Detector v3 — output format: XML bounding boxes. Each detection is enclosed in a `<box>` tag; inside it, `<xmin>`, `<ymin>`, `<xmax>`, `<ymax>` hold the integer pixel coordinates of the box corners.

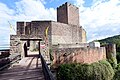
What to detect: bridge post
<box><xmin>38</xmin><ymin>41</ymin><xmax>41</xmax><ymax>57</ymax></box>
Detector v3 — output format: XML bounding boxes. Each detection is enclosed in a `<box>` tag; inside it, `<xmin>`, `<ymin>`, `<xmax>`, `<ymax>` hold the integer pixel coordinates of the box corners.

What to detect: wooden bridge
<box><xmin>0</xmin><ymin>40</ymin><xmax>55</xmax><ymax>80</ymax></box>
<box><xmin>0</xmin><ymin>57</ymin><xmax>44</xmax><ymax>80</ymax></box>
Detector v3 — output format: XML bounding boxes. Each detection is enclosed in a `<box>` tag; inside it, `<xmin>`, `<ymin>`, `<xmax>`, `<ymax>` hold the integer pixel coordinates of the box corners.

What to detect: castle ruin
<box><xmin>10</xmin><ymin>2</ymin><xmax>106</xmax><ymax>65</ymax></box>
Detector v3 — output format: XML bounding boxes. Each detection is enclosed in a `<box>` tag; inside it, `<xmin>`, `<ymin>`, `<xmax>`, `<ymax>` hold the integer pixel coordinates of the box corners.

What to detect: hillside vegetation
<box><xmin>98</xmin><ymin>35</ymin><xmax>120</xmax><ymax>52</ymax></box>
<box><xmin>98</xmin><ymin>35</ymin><xmax>120</xmax><ymax>63</ymax></box>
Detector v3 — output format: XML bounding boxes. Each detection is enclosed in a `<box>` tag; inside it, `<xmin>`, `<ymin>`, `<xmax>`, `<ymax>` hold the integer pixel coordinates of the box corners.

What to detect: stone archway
<box><xmin>20</xmin><ymin>38</ymin><xmax>42</xmax><ymax>58</ymax></box>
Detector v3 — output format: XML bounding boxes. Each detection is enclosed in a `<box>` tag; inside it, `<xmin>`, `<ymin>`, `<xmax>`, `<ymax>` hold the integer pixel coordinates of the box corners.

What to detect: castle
<box><xmin>10</xmin><ymin>2</ymin><xmax>107</xmax><ymax>64</ymax></box>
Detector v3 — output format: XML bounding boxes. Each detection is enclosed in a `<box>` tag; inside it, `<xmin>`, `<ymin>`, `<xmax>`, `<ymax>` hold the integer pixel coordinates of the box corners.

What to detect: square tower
<box><xmin>57</xmin><ymin>2</ymin><xmax>79</xmax><ymax>26</ymax></box>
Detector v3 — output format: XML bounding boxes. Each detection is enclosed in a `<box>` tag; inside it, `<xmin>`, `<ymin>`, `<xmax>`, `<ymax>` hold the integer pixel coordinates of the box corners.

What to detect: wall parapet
<box><xmin>52</xmin><ymin>47</ymin><xmax>106</xmax><ymax>68</ymax></box>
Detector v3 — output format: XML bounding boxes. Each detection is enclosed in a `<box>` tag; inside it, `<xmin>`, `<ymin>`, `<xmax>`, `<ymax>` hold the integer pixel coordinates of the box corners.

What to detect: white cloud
<box><xmin>0</xmin><ymin>0</ymin><xmax>120</xmax><ymax>47</ymax></box>
<box><xmin>14</xmin><ymin>0</ymin><xmax>56</xmax><ymax>21</ymax></box>
<box><xmin>74</xmin><ymin>0</ymin><xmax>120</xmax><ymax>42</ymax></box>
<box><xmin>0</xmin><ymin>0</ymin><xmax>56</xmax><ymax>47</ymax></box>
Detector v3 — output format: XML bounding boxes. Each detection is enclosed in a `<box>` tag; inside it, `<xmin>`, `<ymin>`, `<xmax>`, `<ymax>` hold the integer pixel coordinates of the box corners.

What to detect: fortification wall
<box><xmin>30</xmin><ymin>21</ymin><xmax>51</xmax><ymax>36</ymax></box>
<box><xmin>79</xmin><ymin>27</ymin><xmax>86</xmax><ymax>42</ymax></box>
<box><xmin>51</xmin><ymin>22</ymin><xmax>85</xmax><ymax>45</ymax></box>
<box><xmin>52</xmin><ymin>43</ymin><xmax>89</xmax><ymax>48</ymax></box>
<box><xmin>10</xmin><ymin>35</ymin><xmax>21</xmax><ymax>54</ymax></box>
<box><xmin>52</xmin><ymin>47</ymin><xmax>106</xmax><ymax>67</ymax></box>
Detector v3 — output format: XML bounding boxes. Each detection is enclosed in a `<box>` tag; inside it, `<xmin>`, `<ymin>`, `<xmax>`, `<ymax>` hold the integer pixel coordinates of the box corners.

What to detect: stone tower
<box><xmin>57</xmin><ymin>2</ymin><xmax>79</xmax><ymax>25</ymax></box>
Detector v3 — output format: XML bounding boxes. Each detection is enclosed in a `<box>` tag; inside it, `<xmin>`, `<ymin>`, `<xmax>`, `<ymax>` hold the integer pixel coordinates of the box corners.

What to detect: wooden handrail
<box><xmin>38</xmin><ymin>41</ymin><xmax>55</xmax><ymax>80</ymax></box>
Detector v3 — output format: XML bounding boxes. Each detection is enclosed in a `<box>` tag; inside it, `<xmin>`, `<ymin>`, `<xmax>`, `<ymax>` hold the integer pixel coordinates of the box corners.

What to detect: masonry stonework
<box><xmin>52</xmin><ymin>47</ymin><xmax>106</xmax><ymax>68</ymax></box>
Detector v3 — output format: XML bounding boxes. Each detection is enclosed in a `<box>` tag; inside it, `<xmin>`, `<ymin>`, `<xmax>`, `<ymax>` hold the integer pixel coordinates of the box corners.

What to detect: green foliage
<box><xmin>107</xmin><ymin>57</ymin><xmax>117</xmax><ymax>69</ymax></box>
<box><xmin>98</xmin><ymin>34</ymin><xmax>120</xmax><ymax>65</ymax></box>
<box><xmin>113</xmin><ymin>63</ymin><xmax>120</xmax><ymax>80</ymax></box>
<box><xmin>117</xmin><ymin>52</ymin><xmax>120</xmax><ymax>63</ymax></box>
<box><xmin>98</xmin><ymin>35</ymin><xmax>120</xmax><ymax>53</ymax></box>
<box><xmin>57</xmin><ymin>60</ymin><xmax>114</xmax><ymax>80</ymax></box>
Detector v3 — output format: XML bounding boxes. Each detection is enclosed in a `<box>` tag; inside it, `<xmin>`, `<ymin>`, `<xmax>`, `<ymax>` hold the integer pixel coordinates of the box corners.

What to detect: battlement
<box><xmin>57</xmin><ymin>2</ymin><xmax>78</xmax><ymax>9</ymax></box>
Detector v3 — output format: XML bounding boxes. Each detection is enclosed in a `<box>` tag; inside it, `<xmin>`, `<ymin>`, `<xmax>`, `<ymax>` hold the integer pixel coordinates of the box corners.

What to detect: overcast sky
<box><xmin>0</xmin><ymin>0</ymin><xmax>120</xmax><ymax>48</ymax></box>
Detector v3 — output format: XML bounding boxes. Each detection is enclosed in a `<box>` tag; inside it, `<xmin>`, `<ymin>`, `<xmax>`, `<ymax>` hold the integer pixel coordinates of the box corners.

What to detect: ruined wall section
<box><xmin>52</xmin><ymin>47</ymin><xmax>106</xmax><ymax>67</ymax></box>
<box><xmin>17</xmin><ymin>22</ymin><xmax>25</xmax><ymax>35</ymax></box>
<box><xmin>17</xmin><ymin>21</ymin><xmax>52</xmax><ymax>40</ymax></box>
<box><xmin>30</xmin><ymin>21</ymin><xmax>51</xmax><ymax>36</ymax></box>
<box><xmin>25</xmin><ymin>22</ymin><xmax>31</xmax><ymax>35</ymax></box>
<box><xmin>17</xmin><ymin>22</ymin><xmax>31</xmax><ymax>35</ymax></box>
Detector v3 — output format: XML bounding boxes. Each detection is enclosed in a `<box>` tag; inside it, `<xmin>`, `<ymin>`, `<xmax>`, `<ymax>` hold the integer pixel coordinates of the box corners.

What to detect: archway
<box><xmin>20</xmin><ymin>38</ymin><xmax>42</xmax><ymax>58</ymax></box>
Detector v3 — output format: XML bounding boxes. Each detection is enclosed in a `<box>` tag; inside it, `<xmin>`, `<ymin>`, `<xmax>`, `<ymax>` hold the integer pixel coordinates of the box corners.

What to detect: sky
<box><xmin>0</xmin><ymin>0</ymin><xmax>120</xmax><ymax>48</ymax></box>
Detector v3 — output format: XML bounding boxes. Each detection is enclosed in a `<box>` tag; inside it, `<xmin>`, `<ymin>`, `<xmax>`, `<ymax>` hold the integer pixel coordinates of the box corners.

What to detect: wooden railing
<box><xmin>0</xmin><ymin>54</ymin><xmax>21</xmax><ymax>71</ymax></box>
<box><xmin>39</xmin><ymin>53</ymin><xmax>55</xmax><ymax>80</ymax></box>
<box><xmin>38</xmin><ymin>41</ymin><xmax>55</xmax><ymax>80</ymax></box>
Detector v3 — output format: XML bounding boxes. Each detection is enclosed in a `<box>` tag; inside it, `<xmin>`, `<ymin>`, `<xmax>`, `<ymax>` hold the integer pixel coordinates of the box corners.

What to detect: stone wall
<box><xmin>17</xmin><ymin>21</ymin><xmax>51</xmax><ymax>37</ymax></box>
<box><xmin>30</xmin><ymin>21</ymin><xmax>52</xmax><ymax>48</ymax></box>
<box><xmin>10</xmin><ymin>35</ymin><xmax>42</xmax><ymax>54</ymax></box>
<box><xmin>67</xmin><ymin>2</ymin><xmax>79</xmax><ymax>25</ymax></box>
<box><xmin>57</xmin><ymin>3</ymin><xmax>68</xmax><ymax>24</ymax></box>
<box><xmin>52</xmin><ymin>47</ymin><xmax>106</xmax><ymax>67</ymax></box>
<box><xmin>17</xmin><ymin>22</ymin><xmax>25</xmax><ymax>35</ymax></box>
<box><xmin>79</xmin><ymin>26</ymin><xmax>86</xmax><ymax>42</ymax></box>
<box><xmin>105</xmin><ymin>44</ymin><xmax>116</xmax><ymax>59</ymax></box>
<box><xmin>30</xmin><ymin>21</ymin><xmax>51</xmax><ymax>36</ymax></box>
<box><xmin>10</xmin><ymin>35</ymin><xmax>21</xmax><ymax>54</ymax></box>
<box><xmin>51</xmin><ymin>22</ymin><xmax>86</xmax><ymax>45</ymax></box>
<box><xmin>52</xmin><ymin>43</ymin><xmax>89</xmax><ymax>49</ymax></box>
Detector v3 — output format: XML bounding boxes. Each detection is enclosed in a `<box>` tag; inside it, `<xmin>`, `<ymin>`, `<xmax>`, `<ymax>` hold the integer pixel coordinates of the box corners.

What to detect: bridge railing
<box><xmin>39</xmin><ymin>53</ymin><xmax>55</xmax><ymax>80</ymax></box>
<box><xmin>38</xmin><ymin>41</ymin><xmax>55</xmax><ymax>80</ymax></box>
<box><xmin>0</xmin><ymin>54</ymin><xmax>21</xmax><ymax>71</ymax></box>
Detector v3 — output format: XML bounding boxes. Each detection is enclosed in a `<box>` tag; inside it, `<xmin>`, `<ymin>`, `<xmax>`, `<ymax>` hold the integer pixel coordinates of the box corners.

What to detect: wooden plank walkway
<box><xmin>0</xmin><ymin>57</ymin><xmax>45</xmax><ymax>80</ymax></box>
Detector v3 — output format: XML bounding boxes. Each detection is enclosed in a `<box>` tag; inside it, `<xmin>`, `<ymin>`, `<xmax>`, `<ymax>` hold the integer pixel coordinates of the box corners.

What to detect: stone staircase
<box><xmin>0</xmin><ymin>57</ymin><xmax>45</xmax><ymax>80</ymax></box>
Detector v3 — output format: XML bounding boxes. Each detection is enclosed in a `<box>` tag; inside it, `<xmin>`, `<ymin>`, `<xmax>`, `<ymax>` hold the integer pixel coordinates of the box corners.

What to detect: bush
<box><xmin>116</xmin><ymin>52</ymin><xmax>120</xmax><ymax>63</ymax></box>
<box><xmin>113</xmin><ymin>63</ymin><xmax>120</xmax><ymax>80</ymax></box>
<box><xmin>57</xmin><ymin>60</ymin><xmax>114</xmax><ymax>80</ymax></box>
<box><xmin>107</xmin><ymin>57</ymin><xmax>117</xmax><ymax>69</ymax></box>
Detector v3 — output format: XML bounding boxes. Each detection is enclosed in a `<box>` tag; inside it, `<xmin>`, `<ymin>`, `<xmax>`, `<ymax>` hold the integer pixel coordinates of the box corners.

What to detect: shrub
<box><xmin>113</xmin><ymin>63</ymin><xmax>120</xmax><ymax>80</ymax></box>
<box><xmin>116</xmin><ymin>52</ymin><xmax>120</xmax><ymax>63</ymax></box>
<box><xmin>107</xmin><ymin>57</ymin><xmax>117</xmax><ymax>69</ymax></box>
<box><xmin>57</xmin><ymin>60</ymin><xmax>114</xmax><ymax>80</ymax></box>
